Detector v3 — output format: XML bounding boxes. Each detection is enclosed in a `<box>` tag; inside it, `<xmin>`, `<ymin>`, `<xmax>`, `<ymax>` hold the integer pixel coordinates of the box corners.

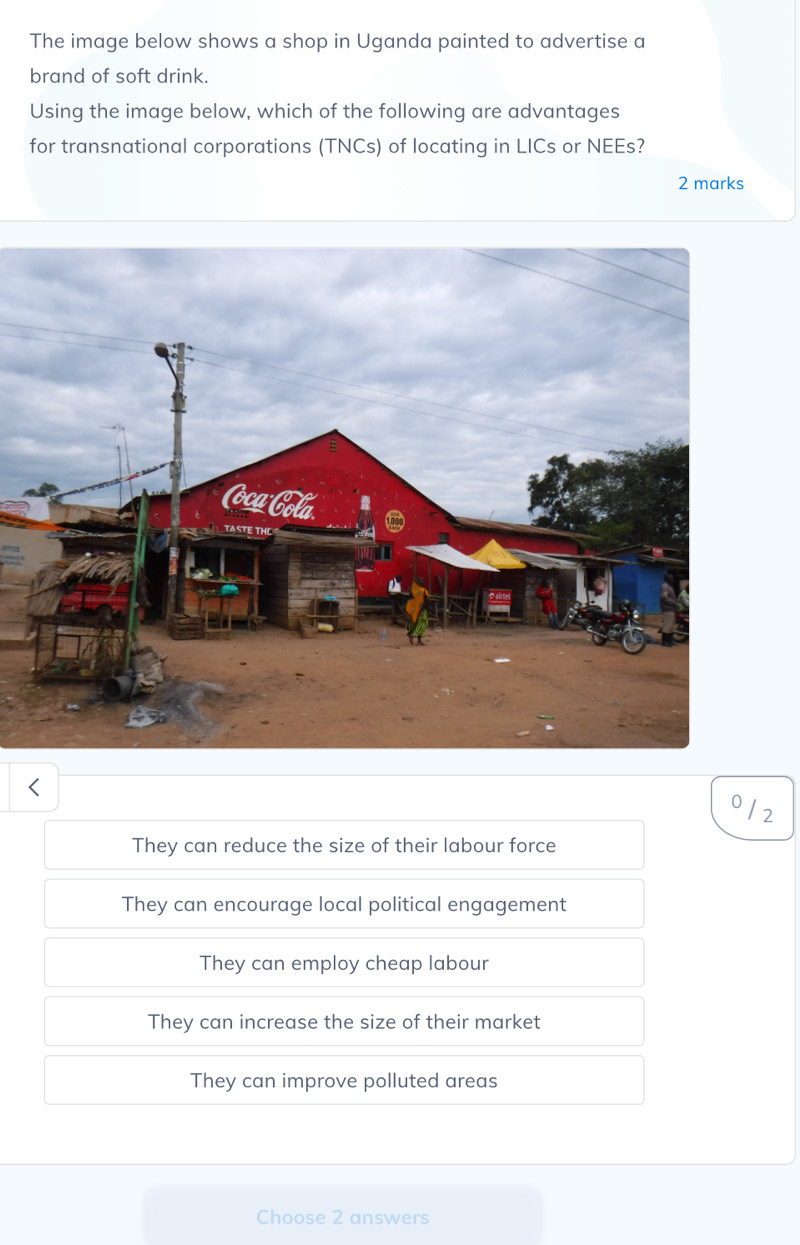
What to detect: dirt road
<box><xmin>0</xmin><ymin>617</ymin><xmax>688</xmax><ymax>750</ymax></box>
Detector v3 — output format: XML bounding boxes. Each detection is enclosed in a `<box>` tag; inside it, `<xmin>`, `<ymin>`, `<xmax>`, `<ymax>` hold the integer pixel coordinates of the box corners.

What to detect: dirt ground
<box><xmin>0</xmin><ymin>586</ymin><xmax>688</xmax><ymax>750</ymax></box>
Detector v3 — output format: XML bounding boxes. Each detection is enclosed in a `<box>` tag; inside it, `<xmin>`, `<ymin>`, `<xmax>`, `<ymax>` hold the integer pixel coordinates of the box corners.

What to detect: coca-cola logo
<box><xmin>221</xmin><ymin>485</ymin><xmax>318</xmax><ymax>520</ymax></box>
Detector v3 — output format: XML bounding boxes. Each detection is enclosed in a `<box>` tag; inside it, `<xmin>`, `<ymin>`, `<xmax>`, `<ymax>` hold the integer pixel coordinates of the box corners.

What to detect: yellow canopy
<box><xmin>468</xmin><ymin>539</ymin><xmax>527</xmax><ymax>569</ymax></box>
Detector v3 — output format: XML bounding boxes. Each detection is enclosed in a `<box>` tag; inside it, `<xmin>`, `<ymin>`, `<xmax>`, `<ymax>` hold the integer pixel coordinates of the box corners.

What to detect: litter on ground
<box><xmin>125</xmin><ymin>705</ymin><xmax>167</xmax><ymax>729</ymax></box>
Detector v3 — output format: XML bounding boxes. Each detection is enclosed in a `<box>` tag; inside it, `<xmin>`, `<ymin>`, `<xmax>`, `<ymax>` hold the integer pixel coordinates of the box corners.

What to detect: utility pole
<box><xmin>154</xmin><ymin>341</ymin><xmax>186</xmax><ymax>622</ymax></box>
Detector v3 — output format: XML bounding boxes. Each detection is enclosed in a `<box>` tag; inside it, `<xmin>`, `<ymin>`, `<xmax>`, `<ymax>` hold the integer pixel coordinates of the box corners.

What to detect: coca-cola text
<box><xmin>221</xmin><ymin>485</ymin><xmax>317</xmax><ymax>519</ymax></box>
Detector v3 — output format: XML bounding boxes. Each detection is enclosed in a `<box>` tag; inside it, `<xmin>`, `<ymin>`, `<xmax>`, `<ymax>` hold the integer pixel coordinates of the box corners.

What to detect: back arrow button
<box><xmin>10</xmin><ymin>764</ymin><xmax>59</xmax><ymax>810</ymax></box>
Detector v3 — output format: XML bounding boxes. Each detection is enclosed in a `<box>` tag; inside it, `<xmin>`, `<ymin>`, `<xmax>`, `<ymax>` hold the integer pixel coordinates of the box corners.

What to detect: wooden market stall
<box><xmin>507</xmin><ymin>550</ymin><xmax>617</xmax><ymax>623</ymax></box>
<box><xmin>258</xmin><ymin>530</ymin><xmax>372</xmax><ymax>631</ymax></box>
<box><xmin>26</xmin><ymin>496</ymin><xmax>150</xmax><ymax>677</ymax></box>
<box><xmin>405</xmin><ymin>543</ymin><xmax>499</xmax><ymax>628</ymax></box>
<box><xmin>153</xmin><ymin>532</ymin><xmax>265</xmax><ymax>637</ymax></box>
<box><xmin>468</xmin><ymin>539</ymin><xmax>528</xmax><ymax>623</ymax></box>
<box><xmin>26</xmin><ymin>552</ymin><xmax>136</xmax><ymax>681</ymax></box>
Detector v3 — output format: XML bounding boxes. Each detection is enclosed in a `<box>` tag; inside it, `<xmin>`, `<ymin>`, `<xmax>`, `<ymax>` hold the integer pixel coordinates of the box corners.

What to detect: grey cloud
<box><xmin>0</xmin><ymin>248</ymin><xmax>688</xmax><ymax>523</ymax></box>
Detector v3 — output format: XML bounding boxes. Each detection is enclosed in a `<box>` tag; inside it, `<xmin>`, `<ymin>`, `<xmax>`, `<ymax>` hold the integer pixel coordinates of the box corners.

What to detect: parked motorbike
<box><xmin>557</xmin><ymin>601</ymin><xmax>593</xmax><ymax>630</ymax></box>
<box><xmin>584</xmin><ymin>601</ymin><xmax>647</xmax><ymax>655</ymax></box>
<box><xmin>672</xmin><ymin>610</ymin><xmax>689</xmax><ymax>643</ymax></box>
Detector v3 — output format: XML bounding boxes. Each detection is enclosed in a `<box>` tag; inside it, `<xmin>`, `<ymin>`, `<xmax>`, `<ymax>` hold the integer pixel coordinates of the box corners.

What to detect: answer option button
<box><xmin>45</xmin><ymin>994</ymin><xmax>645</xmax><ymax>1048</ymax></box>
<box><xmin>44</xmin><ymin>936</ymin><xmax>645</xmax><ymax>988</ymax></box>
<box><xmin>46</xmin><ymin>1053</ymin><xmax>644</xmax><ymax>1106</ymax></box>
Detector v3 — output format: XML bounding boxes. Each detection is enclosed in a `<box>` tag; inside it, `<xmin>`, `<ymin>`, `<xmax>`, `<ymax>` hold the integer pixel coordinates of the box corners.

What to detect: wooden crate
<box><xmin>169</xmin><ymin>613</ymin><xmax>204</xmax><ymax>640</ymax></box>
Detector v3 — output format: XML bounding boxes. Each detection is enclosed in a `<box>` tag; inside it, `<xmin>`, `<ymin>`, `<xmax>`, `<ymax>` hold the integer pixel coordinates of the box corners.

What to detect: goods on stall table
<box><xmin>303</xmin><ymin>593</ymin><xmax>340</xmax><ymax>633</ymax></box>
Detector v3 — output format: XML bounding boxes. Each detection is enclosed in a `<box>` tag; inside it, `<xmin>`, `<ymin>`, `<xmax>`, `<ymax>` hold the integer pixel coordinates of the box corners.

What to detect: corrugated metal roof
<box><xmin>508</xmin><ymin>549</ymin><xmax>627</xmax><ymax>569</ymax></box>
<box><xmin>454</xmin><ymin>515</ymin><xmax>586</xmax><ymax>541</ymax></box>
<box><xmin>406</xmin><ymin>544</ymin><xmax>499</xmax><ymax>572</ymax></box>
<box><xmin>272</xmin><ymin>531</ymin><xmax>376</xmax><ymax>550</ymax></box>
<box><xmin>56</xmin><ymin>531</ymin><xmax>137</xmax><ymax>545</ymax></box>
<box><xmin>634</xmin><ymin>554</ymin><xmax>686</xmax><ymax>567</ymax></box>
<box><xmin>506</xmin><ymin>550</ymin><xmax>581</xmax><ymax>570</ymax></box>
<box><xmin>609</xmin><ymin>544</ymin><xmax>685</xmax><ymax>557</ymax></box>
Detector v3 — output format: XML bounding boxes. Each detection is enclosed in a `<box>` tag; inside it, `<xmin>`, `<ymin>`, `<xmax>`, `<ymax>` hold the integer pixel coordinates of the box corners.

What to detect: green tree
<box><xmin>527</xmin><ymin>440</ymin><xmax>688</xmax><ymax>549</ymax></box>
<box><xmin>22</xmin><ymin>482</ymin><xmax>60</xmax><ymax>497</ymax></box>
<box><xmin>603</xmin><ymin>441</ymin><xmax>688</xmax><ymax>548</ymax></box>
<box><xmin>526</xmin><ymin>454</ymin><xmax>605</xmax><ymax>531</ymax></box>
<box><xmin>579</xmin><ymin>517</ymin><xmax>635</xmax><ymax>551</ymax></box>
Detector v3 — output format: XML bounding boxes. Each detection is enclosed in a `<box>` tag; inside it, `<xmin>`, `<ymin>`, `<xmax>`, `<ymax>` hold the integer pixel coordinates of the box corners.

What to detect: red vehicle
<box><xmin>59</xmin><ymin>581</ymin><xmax>135</xmax><ymax>625</ymax></box>
<box><xmin>559</xmin><ymin>599</ymin><xmax>646</xmax><ymax>655</ymax></box>
<box><xmin>584</xmin><ymin>601</ymin><xmax>647</xmax><ymax>655</ymax></box>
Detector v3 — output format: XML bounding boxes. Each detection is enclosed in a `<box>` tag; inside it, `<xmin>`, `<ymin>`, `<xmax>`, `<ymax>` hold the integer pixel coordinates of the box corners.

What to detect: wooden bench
<box><xmin>357</xmin><ymin>602</ymin><xmax>393</xmax><ymax>617</ymax></box>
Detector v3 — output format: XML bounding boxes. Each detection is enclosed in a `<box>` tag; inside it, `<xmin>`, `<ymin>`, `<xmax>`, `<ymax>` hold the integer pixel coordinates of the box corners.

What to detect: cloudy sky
<box><xmin>0</xmin><ymin>248</ymin><xmax>688</xmax><ymax>523</ymax></box>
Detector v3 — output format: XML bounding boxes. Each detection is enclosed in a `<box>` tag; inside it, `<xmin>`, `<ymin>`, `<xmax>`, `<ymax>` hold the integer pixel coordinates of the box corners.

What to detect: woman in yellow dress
<box><xmin>405</xmin><ymin>576</ymin><xmax>430</xmax><ymax>645</ymax></box>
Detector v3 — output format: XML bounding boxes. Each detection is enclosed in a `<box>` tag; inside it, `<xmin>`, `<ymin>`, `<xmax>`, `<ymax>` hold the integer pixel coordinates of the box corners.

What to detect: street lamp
<box><xmin>154</xmin><ymin>341</ymin><xmax>186</xmax><ymax>622</ymax></box>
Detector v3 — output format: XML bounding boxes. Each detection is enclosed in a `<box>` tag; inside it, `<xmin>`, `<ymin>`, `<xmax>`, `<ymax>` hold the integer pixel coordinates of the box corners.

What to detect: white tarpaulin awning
<box><xmin>406</xmin><ymin>544</ymin><xmax>499</xmax><ymax>572</ymax></box>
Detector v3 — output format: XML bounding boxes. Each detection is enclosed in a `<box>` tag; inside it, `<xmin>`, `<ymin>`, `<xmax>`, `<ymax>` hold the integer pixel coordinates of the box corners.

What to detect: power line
<box><xmin>568</xmin><ymin>249</ymin><xmax>689</xmax><ymax>293</ymax></box>
<box><xmin>465</xmin><ymin>250</ymin><xmax>690</xmax><ymax>322</ymax></box>
<box><xmin>642</xmin><ymin>249</ymin><xmax>690</xmax><ymax>268</ymax></box>
<box><xmin>0</xmin><ymin>309</ymin><xmax>676</xmax><ymax>455</ymax></box>
<box><xmin>0</xmin><ymin>320</ymin><xmax>154</xmax><ymax>347</ymax></box>
<box><xmin>191</xmin><ymin>345</ymin><xmax>633</xmax><ymax>451</ymax></box>
<box><xmin>0</xmin><ymin>328</ymin><xmax>152</xmax><ymax>356</ymax></box>
<box><xmin>0</xmin><ymin>322</ymin><xmax>636</xmax><ymax>454</ymax></box>
<box><xmin>191</xmin><ymin>355</ymin><xmax>622</xmax><ymax>454</ymax></box>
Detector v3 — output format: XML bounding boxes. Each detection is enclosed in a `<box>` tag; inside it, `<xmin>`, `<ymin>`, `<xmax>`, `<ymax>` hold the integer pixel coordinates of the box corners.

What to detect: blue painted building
<box><xmin>609</xmin><ymin>545</ymin><xmax>688</xmax><ymax>615</ymax></box>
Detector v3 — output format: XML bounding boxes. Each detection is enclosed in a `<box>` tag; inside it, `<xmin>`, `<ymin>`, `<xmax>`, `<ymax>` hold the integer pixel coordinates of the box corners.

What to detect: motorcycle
<box><xmin>584</xmin><ymin>600</ymin><xmax>647</xmax><ymax>655</ymax></box>
<box><xmin>557</xmin><ymin>600</ymin><xmax>593</xmax><ymax>631</ymax></box>
<box><xmin>672</xmin><ymin>611</ymin><xmax>689</xmax><ymax>643</ymax></box>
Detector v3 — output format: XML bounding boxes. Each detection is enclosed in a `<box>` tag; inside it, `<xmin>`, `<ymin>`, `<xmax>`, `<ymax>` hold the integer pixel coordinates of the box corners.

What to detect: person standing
<box><xmin>387</xmin><ymin>572</ymin><xmax>405</xmax><ymax>625</ymax></box>
<box><xmin>660</xmin><ymin>574</ymin><xmax>678</xmax><ymax>646</ymax></box>
<box><xmin>677</xmin><ymin>582</ymin><xmax>690</xmax><ymax>612</ymax></box>
<box><xmin>536</xmin><ymin>579</ymin><xmax>559</xmax><ymax>629</ymax></box>
<box><xmin>405</xmin><ymin>576</ymin><xmax>430</xmax><ymax>645</ymax></box>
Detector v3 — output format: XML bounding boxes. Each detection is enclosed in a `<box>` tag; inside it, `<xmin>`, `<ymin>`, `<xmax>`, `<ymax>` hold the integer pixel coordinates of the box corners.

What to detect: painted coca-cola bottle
<box><xmin>354</xmin><ymin>494</ymin><xmax>375</xmax><ymax>569</ymax></box>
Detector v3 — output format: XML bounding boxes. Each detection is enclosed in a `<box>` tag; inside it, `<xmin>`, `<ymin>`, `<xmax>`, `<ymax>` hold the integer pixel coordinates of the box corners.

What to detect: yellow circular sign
<box><xmin>385</xmin><ymin>509</ymin><xmax>405</xmax><ymax>533</ymax></box>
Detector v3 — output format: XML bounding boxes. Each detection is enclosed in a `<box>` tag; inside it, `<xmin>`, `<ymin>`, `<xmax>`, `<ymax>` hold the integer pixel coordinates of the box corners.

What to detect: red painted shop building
<box><xmin>146</xmin><ymin>428</ymin><xmax>583</xmax><ymax>605</ymax></box>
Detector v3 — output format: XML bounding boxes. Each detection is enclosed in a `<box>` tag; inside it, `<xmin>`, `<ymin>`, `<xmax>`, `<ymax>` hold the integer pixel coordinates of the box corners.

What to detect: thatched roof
<box><xmin>26</xmin><ymin>554</ymin><xmax>134</xmax><ymax>620</ymax></box>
